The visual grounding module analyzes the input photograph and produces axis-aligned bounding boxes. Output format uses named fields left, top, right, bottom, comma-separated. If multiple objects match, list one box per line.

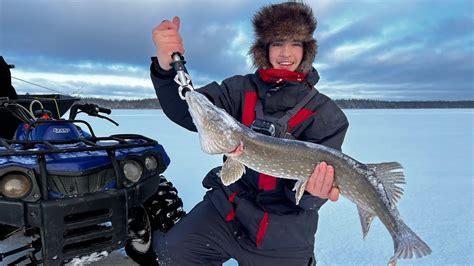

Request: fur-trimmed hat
left=249, top=1, right=317, bottom=73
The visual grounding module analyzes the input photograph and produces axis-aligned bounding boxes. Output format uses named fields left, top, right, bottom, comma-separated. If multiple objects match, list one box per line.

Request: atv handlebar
left=70, top=104, right=110, bottom=118
left=69, top=103, right=118, bottom=126
left=98, top=106, right=112, bottom=115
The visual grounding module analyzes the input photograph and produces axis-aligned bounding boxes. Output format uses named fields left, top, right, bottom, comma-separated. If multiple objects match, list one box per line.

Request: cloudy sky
left=1, top=0, right=473, bottom=100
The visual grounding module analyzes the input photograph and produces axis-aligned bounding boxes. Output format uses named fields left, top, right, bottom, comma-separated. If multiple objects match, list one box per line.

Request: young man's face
left=268, top=41, right=303, bottom=71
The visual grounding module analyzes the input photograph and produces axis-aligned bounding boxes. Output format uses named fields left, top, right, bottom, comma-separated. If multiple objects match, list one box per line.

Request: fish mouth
left=186, top=92, right=204, bottom=116
left=186, top=91, right=209, bottom=128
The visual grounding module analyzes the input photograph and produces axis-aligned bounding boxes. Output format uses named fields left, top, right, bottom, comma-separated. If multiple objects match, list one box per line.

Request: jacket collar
left=255, top=67, right=319, bottom=87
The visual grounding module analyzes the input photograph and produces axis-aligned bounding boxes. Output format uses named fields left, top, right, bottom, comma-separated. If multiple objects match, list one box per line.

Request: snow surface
left=1, top=109, right=472, bottom=265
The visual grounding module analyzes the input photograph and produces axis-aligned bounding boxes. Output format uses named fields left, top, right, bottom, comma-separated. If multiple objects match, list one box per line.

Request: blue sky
left=1, top=0, right=473, bottom=100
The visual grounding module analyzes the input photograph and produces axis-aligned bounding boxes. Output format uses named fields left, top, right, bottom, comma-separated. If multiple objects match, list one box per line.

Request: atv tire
left=125, top=176, right=185, bottom=265
left=146, top=177, right=185, bottom=233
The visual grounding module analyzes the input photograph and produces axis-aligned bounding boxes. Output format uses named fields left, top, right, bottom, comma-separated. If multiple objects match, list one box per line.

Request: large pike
left=185, top=90, right=431, bottom=264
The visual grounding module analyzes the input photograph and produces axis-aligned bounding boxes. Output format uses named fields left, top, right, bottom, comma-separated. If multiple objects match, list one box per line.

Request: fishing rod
left=10, top=63, right=79, bottom=97
left=11, top=76, right=69, bottom=95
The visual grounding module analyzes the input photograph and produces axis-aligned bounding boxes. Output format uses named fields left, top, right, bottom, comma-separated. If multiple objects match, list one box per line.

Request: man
left=0, top=56, right=20, bottom=139
left=151, top=2, right=348, bottom=265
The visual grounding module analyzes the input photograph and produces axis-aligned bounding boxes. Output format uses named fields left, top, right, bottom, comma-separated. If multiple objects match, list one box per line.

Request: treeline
left=79, top=97, right=161, bottom=109
left=334, top=99, right=474, bottom=109
left=80, top=97, right=474, bottom=109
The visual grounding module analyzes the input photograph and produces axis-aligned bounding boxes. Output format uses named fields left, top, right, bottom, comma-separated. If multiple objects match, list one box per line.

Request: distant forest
left=80, top=97, right=474, bottom=109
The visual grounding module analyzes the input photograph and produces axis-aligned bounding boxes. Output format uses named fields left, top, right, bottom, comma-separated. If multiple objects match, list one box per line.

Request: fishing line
left=12, top=76, right=72, bottom=95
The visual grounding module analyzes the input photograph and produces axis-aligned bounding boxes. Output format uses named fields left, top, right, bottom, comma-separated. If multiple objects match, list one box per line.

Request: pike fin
left=357, top=205, right=376, bottom=240
left=292, top=180, right=308, bottom=205
left=389, top=219, right=432, bottom=265
left=200, top=136, right=225, bottom=155
left=368, top=162, right=405, bottom=207
left=220, top=158, right=245, bottom=186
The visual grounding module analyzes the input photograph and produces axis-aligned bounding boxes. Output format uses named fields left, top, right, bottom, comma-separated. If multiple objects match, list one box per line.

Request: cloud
left=1, top=0, right=473, bottom=100
left=12, top=69, right=155, bottom=99
left=313, top=0, right=474, bottom=100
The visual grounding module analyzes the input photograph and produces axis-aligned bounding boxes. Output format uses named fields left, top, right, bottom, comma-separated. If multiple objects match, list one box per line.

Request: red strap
left=258, top=173, right=277, bottom=190
left=256, top=211, right=269, bottom=247
left=287, top=108, right=316, bottom=132
left=225, top=192, right=239, bottom=221
left=242, top=91, right=257, bottom=126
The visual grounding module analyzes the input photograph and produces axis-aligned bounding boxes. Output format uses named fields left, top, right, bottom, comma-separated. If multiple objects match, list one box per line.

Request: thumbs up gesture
left=152, top=16, right=185, bottom=70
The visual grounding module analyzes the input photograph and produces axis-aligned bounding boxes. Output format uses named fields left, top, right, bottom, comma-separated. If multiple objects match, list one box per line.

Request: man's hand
left=306, top=161, right=340, bottom=201
left=152, top=16, right=184, bottom=70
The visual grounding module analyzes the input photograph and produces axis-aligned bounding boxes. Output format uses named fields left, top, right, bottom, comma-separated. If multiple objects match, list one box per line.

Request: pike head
left=185, top=91, right=243, bottom=155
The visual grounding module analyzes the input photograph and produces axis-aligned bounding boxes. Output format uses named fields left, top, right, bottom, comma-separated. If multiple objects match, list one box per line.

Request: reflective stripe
left=225, top=192, right=239, bottom=221
left=229, top=191, right=238, bottom=203
left=256, top=211, right=269, bottom=247
left=226, top=209, right=236, bottom=221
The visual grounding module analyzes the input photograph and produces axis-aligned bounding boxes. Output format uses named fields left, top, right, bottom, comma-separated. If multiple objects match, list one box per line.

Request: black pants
left=153, top=199, right=315, bottom=266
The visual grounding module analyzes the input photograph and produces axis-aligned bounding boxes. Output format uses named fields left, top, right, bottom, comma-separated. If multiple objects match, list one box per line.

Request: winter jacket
left=0, top=56, right=20, bottom=139
left=150, top=57, right=349, bottom=258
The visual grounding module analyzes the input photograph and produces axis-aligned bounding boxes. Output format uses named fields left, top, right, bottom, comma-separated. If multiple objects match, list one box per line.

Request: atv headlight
left=0, top=173, right=32, bottom=199
left=144, top=156, right=158, bottom=171
left=123, top=160, right=143, bottom=182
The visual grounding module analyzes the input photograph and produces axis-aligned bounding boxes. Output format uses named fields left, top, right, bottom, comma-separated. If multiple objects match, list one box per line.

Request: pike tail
left=389, top=220, right=432, bottom=265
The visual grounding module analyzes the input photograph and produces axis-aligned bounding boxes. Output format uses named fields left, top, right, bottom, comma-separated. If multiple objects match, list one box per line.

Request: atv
left=0, top=57, right=184, bottom=265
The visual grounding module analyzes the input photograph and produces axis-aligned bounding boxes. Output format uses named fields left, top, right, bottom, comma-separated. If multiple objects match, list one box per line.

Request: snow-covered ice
left=1, top=109, right=472, bottom=265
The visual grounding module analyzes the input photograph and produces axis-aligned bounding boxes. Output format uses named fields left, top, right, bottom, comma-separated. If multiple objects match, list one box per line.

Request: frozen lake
left=1, top=108, right=473, bottom=265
